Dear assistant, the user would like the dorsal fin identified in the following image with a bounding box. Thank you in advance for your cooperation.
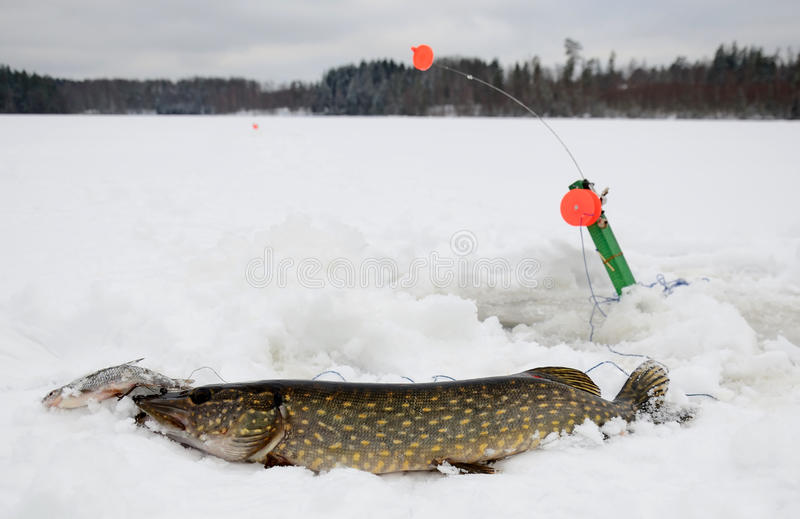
[522,367,602,397]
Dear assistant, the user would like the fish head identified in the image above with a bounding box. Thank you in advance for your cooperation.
[42,388,64,407]
[42,385,88,409]
[134,384,283,462]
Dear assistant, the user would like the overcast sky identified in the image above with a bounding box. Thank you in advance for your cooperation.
[2,0,798,83]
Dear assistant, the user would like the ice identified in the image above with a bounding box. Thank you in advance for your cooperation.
[0,115,798,518]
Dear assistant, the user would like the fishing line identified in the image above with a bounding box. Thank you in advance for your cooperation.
[638,274,709,294]
[434,61,617,340]
[435,63,586,180]
[641,274,687,294]
[312,370,347,381]
[310,372,460,383]
[579,220,619,339]
[579,220,626,343]
[430,53,717,405]
[186,366,228,383]
[584,360,630,376]
[685,393,718,400]
[579,219,699,343]
[585,361,718,403]
[578,222,719,401]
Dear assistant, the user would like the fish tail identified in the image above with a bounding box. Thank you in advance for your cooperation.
[613,360,669,415]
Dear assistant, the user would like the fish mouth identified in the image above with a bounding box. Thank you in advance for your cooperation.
[133,393,192,431]
[42,390,63,408]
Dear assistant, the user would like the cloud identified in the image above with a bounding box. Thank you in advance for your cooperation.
[1,0,798,83]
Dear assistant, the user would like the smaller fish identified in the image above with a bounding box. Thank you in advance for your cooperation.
[43,358,194,409]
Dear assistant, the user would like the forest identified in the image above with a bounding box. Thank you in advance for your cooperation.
[2,41,798,118]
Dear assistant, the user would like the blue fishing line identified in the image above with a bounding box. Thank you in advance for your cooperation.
[604,344,648,360]
[577,223,718,401]
[578,224,698,341]
[580,224,620,340]
[584,360,630,376]
[685,393,718,400]
[186,366,228,383]
[579,222,617,316]
[639,273,689,295]
[312,370,347,381]
[585,362,718,403]
[312,372,455,384]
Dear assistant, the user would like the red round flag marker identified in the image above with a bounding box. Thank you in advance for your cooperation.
[560,189,601,226]
[411,45,434,71]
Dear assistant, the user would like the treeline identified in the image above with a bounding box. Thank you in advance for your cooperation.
[2,42,799,118]
[0,69,314,114]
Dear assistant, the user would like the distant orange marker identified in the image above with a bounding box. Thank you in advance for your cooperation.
[252,123,259,130]
[411,45,434,71]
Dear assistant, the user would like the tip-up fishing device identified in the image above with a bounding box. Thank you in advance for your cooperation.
[411,44,635,295]
[560,181,635,295]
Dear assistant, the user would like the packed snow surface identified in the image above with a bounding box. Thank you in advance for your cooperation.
[1,115,798,518]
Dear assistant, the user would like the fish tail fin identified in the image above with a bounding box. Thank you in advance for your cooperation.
[613,360,669,415]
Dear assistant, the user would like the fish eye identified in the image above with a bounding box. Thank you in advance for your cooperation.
[189,388,212,405]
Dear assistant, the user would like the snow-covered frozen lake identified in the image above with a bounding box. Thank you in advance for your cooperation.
[1,115,798,518]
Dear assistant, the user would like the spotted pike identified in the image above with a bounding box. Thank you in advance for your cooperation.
[43,358,194,409]
[134,360,668,474]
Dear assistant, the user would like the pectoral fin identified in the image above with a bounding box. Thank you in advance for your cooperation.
[214,405,288,462]
[434,458,496,474]
[243,404,289,462]
[264,453,294,468]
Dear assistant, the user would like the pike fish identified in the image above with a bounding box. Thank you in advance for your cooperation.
[134,360,668,474]
[43,358,194,409]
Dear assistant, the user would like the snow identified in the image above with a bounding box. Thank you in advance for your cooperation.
[1,115,798,518]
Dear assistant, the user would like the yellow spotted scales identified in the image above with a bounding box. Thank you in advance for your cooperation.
[135,361,668,474]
